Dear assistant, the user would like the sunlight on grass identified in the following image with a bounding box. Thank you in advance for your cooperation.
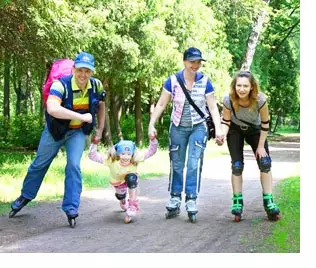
[261,176,300,253]
[0,143,228,215]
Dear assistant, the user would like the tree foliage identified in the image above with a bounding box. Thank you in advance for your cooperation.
[0,0,300,148]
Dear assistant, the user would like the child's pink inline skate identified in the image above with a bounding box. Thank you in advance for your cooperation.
[124,199,139,223]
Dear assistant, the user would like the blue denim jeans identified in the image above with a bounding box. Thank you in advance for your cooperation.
[21,125,86,214]
[168,122,207,199]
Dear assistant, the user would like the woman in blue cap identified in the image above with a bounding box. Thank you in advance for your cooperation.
[148,47,224,223]
[88,137,158,223]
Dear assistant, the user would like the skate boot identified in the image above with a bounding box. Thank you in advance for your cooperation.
[124,199,139,224]
[114,184,128,211]
[66,209,79,228]
[165,195,181,219]
[231,193,243,222]
[9,195,31,218]
[120,198,128,211]
[263,193,280,221]
[185,195,198,223]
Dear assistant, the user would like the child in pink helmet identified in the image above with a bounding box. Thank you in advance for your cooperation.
[88,138,158,223]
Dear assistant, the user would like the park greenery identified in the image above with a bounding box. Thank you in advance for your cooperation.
[251,175,300,253]
[0,0,300,149]
[0,1,300,254]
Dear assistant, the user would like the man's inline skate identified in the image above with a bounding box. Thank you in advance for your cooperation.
[263,193,280,221]
[165,195,181,219]
[231,193,243,222]
[9,195,31,218]
[66,209,79,228]
[124,199,139,224]
[185,195,198,223]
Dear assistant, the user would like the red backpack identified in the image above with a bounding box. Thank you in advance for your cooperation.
[43,59,74,107]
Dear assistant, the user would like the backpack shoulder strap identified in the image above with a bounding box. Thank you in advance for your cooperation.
[58,75,73,108]
[90,77,97,94]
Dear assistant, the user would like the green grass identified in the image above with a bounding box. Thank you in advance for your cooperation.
[257,176,300,253]
[0,143,227,215]
[275,125,300,134]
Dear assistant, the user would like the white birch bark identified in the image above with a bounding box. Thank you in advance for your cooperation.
[240,0,270,71]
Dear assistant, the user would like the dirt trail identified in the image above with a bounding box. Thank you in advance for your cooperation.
[0,135,300,253]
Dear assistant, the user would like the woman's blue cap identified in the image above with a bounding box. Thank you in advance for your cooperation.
[183,47,206,61]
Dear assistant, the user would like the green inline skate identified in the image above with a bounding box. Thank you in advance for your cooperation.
[231,193,243,222]
[263,193,280,221]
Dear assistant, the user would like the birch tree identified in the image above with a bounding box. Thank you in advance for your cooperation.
[240,0,270,71]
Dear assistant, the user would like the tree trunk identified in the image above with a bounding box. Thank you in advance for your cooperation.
[110,90,123,141]
[149,93,155,116]
[134,82,143,146]
[16,81,23,115]
[25,69,33,114]
[12,56,23,115]
[102,78,113,147]
[3,49,11,118]
[12,58,19,115]
[38,68,45,123]
[240,0,270,71]
[272,113,280,133]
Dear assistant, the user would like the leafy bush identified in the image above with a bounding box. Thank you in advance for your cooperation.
[0,116,10,147]
[120,113,171,148]
[0,115,44,149]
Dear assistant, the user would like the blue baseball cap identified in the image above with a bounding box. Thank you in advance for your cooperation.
[183,47,206,62]
[74,52,95,71]
[115,140,136,155]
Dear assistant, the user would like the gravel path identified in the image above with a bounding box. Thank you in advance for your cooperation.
[0,135,300,253]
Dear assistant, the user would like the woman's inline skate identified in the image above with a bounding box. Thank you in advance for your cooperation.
[231,193,243,222]
[185,195,198,223]
[165,195,181,219]
[9,195,31,218]
[124,199,139,223]
[263,193,280,221]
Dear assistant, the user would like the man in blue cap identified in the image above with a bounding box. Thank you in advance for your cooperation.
[9,52,106,228]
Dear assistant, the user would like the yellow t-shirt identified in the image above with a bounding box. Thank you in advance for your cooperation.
[104,160,139,186]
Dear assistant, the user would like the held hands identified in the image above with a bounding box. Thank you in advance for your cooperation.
[148,124,157,140]
[215,128,225,146]
[91,128,102,144]
[215,135,225,146]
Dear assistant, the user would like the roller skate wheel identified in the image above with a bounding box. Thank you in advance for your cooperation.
[234,215,241,222]
[68,218,76,228]
[165,209,180,219]
[268,214,280,221]
[124,216,132,224]
[9,210,17,218]
[189,213,197,223]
